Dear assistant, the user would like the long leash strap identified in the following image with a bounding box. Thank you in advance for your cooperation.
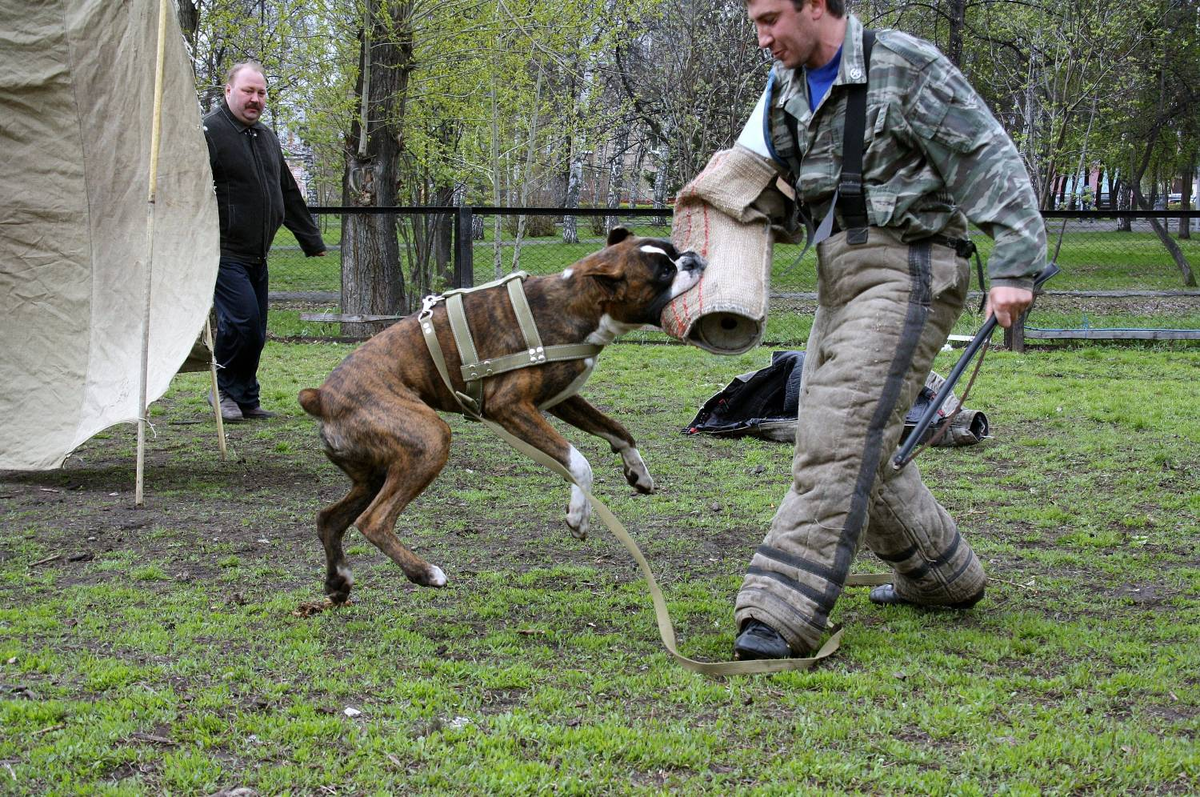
[473,412,891,676]
[418,282,890,675]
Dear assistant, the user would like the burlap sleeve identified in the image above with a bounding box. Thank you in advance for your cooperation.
[662,146,786,355]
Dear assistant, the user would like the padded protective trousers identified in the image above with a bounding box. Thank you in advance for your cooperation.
[735,227,987,653]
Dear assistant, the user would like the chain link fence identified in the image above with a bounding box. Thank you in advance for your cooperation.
[270,208,1200,346]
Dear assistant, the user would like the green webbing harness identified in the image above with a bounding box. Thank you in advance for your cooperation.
[418,271,604,419]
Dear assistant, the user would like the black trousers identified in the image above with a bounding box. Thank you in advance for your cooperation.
[213,257,268,408]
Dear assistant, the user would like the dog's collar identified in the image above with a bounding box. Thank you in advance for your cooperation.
[419,272,604,418]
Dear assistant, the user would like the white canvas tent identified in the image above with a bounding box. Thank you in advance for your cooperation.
[0,0,220,482]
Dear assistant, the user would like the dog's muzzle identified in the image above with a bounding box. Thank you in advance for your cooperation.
[654,251,708,325]
[677,251,706,274]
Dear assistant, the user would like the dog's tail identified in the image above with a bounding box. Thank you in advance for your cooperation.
[297,387,324,418]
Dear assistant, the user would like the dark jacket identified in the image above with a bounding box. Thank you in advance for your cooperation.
[202,100,325,263]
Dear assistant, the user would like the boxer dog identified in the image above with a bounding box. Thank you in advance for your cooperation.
[298,228,705,603]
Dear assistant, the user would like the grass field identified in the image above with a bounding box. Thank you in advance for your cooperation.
[272,217,1200,294]
[2,337,1197,793]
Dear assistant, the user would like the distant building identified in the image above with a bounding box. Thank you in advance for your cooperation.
[281,129,318,205]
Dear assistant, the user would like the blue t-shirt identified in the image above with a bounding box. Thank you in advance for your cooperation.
[807,45,843,112]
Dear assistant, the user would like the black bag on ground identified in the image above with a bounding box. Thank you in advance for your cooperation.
[684,350,988,447]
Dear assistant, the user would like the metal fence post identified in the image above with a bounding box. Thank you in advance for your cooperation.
[454,205,474,289]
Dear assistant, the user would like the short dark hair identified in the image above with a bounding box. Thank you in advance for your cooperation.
[225,61,266,86]
[792,0,846,16]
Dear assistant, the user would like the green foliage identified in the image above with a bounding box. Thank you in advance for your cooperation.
[860,0,1200,204]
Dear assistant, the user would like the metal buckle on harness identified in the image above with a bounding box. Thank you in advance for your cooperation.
[418,293,441,323]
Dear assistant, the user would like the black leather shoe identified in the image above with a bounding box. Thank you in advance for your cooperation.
[733,619,793,660]
[869,583,984,609]
[239,404,276,420]
[208,391,244,422]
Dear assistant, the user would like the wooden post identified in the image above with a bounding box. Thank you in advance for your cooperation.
[135,0,170,508]
[1005,311,1027,353]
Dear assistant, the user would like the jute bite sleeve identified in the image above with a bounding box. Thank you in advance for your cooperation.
[662,146,789,355]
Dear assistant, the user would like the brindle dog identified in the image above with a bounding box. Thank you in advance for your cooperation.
[299,228,704,603]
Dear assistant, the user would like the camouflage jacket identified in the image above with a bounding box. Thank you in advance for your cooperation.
[766,15,1045,289]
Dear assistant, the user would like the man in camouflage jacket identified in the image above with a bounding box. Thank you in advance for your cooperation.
[729,0,1047,660]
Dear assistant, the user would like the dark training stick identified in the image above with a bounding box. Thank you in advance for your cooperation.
[892,261,1061,470]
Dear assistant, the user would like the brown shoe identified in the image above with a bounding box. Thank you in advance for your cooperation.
[208,391,244,422]
[239,404,276,420]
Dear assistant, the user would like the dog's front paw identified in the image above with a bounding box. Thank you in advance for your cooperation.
[625,467,654,494]
[566,483,591,540]
[621,449,654,494]
[566,513,590,541]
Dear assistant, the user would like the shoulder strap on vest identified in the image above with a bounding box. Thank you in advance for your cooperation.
[839,29,875,245]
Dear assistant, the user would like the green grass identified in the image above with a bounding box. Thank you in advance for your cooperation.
[270,220,1200,294]
[1,340,1197,793]
[270,219,1199,350]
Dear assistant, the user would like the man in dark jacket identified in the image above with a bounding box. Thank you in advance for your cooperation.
[203,61,326,421]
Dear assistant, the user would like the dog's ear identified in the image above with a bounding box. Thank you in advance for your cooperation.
[580,253,624,295]
[606,226,632,246]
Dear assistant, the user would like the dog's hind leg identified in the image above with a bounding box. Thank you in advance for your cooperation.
[494,403,595,540]
[317,473,382,603]
[548,395,654,494]
[352,406,453,588]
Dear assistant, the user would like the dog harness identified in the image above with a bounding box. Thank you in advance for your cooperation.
[417,271,604,418]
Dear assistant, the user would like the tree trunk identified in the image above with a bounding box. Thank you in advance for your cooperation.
[651,144,669,227]
[174,0,199,53]
[489,23,504,278]
[945,0,966,68]
[1116,180,1132,232]
[340,5,412,337]
[1180,163,1194,240]
[562,157,584,243]
[433,185,457,287]
[1023,61,1045,204]
[1133,185,1197,286]
[626,141,646,210]
[604,123,629,232]
[511,66,544,272]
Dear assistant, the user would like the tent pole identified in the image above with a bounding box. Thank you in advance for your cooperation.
[205,315,228,460]
[135,0,170,508]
